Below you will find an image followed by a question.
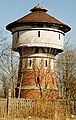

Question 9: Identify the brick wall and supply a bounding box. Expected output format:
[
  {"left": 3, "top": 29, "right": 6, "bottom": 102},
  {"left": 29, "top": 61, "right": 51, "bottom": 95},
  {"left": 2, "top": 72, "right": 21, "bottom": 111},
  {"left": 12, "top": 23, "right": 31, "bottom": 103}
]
[{"left": 16, "top": 51, "right": 58, "bottom": 100}]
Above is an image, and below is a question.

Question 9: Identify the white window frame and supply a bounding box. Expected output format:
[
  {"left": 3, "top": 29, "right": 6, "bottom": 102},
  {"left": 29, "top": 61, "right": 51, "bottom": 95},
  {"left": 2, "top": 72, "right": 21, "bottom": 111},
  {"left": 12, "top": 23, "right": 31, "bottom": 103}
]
[
  {"left": 36, "top": 58, "right": 41, "bottom": 69},
  {"left": 51, "top": 59, "right": 54, "bottom": 71}
]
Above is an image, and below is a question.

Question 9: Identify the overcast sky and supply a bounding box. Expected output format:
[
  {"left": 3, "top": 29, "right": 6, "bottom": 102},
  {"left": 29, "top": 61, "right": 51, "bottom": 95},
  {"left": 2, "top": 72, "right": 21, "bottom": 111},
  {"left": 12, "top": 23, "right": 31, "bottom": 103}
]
[{"left": 0, "top": 0, "right": 76, "bottom": 47}]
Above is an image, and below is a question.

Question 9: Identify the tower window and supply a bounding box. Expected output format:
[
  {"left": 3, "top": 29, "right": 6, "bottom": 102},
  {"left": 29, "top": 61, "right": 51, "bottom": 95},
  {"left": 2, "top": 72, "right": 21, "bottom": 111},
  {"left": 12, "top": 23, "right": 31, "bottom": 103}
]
[
  {"left": 38, "top": 31, "right": 40, "bottom": 37},
  {"left": 44, "top": 59, "right": 48, "bottom": 69},
  {"left": 28, "top": 58, "right": 33, "bottom": 69},
  {"left": 29, "top": 60, "right": 32, "bottom": 67},
  {"left": 59, "top": 34, "right": 60, "bottom": 40},
  {"left": 45, "top": 60, "right": 47, "bottom": 67}
]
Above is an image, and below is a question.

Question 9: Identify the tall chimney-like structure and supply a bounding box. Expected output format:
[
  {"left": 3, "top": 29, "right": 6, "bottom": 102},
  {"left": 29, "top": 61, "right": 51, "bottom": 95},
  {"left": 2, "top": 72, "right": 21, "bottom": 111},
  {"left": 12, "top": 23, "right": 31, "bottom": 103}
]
[{"left": 6, "top": 4, "right": 71, "bottom": 100}]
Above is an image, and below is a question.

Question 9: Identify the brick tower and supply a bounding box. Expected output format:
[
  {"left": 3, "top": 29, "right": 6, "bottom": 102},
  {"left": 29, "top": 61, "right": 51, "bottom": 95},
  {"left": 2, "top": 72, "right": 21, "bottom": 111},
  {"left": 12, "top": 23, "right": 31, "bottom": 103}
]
[{"left": 6, "top": 4, "right": 71, "bottom": 100}]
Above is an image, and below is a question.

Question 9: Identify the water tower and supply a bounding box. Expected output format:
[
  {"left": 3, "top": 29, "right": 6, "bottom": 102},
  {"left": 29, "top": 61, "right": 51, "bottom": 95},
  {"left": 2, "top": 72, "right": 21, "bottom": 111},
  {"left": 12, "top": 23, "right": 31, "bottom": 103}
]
[{"left": 6, "top": 4, "right": 71, "bottom": 100}]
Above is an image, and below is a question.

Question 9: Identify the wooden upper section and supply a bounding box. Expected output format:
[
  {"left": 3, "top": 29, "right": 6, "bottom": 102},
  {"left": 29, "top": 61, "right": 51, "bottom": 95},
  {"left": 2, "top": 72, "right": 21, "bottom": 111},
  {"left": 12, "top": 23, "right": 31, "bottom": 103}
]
[{"left": 6, "top": 4, "right": 71, "bottom": 33}]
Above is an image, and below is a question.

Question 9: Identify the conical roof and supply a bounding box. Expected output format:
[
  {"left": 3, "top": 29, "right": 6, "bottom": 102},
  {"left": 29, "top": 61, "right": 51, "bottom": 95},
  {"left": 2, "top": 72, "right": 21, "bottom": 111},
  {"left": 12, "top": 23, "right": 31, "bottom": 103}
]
[{"left": 6, "top": 4, "right": 71, "bottom": 33}]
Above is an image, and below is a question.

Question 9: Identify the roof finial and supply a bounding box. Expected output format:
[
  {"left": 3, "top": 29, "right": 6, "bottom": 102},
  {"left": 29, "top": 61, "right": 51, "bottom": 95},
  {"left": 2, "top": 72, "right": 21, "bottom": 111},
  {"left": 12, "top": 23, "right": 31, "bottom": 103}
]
[{"left": 30, "top": 4, "right": 48, "bottom": 12}]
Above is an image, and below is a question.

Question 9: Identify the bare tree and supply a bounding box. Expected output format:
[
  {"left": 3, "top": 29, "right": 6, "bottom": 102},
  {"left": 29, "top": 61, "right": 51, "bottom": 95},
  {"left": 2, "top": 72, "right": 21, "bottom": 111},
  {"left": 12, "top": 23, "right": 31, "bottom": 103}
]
[
  {"left": 56, "top": 46, "right": 76, "bottom": 114},
  {"left": 56, "top": 46, "right": 76, "bottom": 99},
  {"left": 0, "top": 29, "right": 19, "bottom": 97}
]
